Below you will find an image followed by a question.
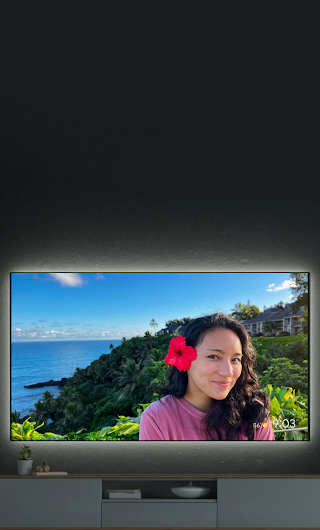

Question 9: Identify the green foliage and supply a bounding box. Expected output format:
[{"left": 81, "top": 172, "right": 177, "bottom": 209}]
[
  {"left": 252, "top": 335, "right": 301, "bottom": 354},
  {"left": 252, "top": 335, "right": 308, "bottom": 378},
  {"left": 88, "top": 384, "right": 112, "bottom": 404},
  {"left": 289, "top": 273, "right": 308, "bottom": 313},
  {"left": 289, "top": 273, "right": 308, "bottom": 333},
  {"left": 11, "top": 405, "right": 153, "bottom": 441},
  {"left": 146, "top": 359, "right": 170, "bottom": 400},
  {"left": 263, "top": 384, "right": 308, "bottom": 440},
  {"left": 165, "top": 317, "right": 193, "bottom": 327},
  {"left": 76, "top": 379, "right": 96, "bottom": 404},
  {"left": 263, "top": 320, "right": 274, "bottom": 333},
  {"left": 231, "top": 302, "right": 260, "bottom": 321},
  {"left": 258, "top": 358, "right": 308, "bottom": 397},
  {"left": 283, "top": 336, "right": 308, "bottom": 365},
  {"left": 12, "top": 385, "right": 309, "bottom": 442},
  {"left": 12, "top": 417, "right": 49, "bottom": 440},
  {"left": 11, "top": 332, "right": 309, "bottom": 442},
  {"left": 11, "top": 334, "right": 169, "bottom": 438}
]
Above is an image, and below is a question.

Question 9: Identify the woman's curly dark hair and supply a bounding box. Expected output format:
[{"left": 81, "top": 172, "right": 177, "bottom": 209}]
[{"left": 153, "top": 312, "right": 271, "bottom": 441}]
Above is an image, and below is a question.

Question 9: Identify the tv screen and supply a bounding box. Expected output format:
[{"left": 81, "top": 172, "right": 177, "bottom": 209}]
[{"left": 10, "top": 272, "right": 309, "bottom": 442}]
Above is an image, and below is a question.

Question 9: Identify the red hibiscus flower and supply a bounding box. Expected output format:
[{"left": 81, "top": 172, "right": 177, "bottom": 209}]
[{"left": 164, "top": 336, "right": 197, "bottom": 371}]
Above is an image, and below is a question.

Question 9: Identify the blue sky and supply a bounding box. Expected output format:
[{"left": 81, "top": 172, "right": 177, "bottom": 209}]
[{"left": 11, "top": 272, "right": 299, "bottom": 342}]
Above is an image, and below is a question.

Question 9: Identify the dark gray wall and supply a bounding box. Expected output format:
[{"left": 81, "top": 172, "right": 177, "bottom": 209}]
[
  {"left": 0, "top": 163, "right": 318, "bottom": 475},
  {"left": 0, "top": 6, "right": 318, "bottom": 475}
]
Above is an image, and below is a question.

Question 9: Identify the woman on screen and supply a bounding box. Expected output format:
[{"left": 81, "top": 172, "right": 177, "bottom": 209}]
[{"left": 139, "top": 312, "right": 275, "bottom": 441}]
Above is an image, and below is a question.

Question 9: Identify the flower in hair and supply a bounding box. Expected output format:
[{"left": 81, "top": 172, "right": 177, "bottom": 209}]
[{"left": 164, "top": 336, "right": 197, "bottom": 371}]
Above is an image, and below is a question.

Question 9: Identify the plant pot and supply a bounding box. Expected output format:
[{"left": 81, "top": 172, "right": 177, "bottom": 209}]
[{"left": 17, "top": 459, "right": 33, "bottom": 475}]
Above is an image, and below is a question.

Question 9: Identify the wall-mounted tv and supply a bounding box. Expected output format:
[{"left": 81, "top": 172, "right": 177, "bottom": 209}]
[{"left": 11, "top": 272, "right": 309, "bottom": 442}]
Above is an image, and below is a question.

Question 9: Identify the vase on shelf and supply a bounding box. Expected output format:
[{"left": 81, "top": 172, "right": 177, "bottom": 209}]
[{"left": 17, "top": 459, "right": 33, "bottom": 475}]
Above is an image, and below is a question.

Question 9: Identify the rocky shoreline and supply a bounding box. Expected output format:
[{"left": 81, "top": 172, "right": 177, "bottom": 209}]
[{"left": 24, "top": 377, "right": 68, "bottom": 389}]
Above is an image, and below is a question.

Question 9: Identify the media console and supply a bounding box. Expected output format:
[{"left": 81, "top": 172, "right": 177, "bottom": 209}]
[{"left": 0, "top": 475, "right": 320, "bottom": 529}]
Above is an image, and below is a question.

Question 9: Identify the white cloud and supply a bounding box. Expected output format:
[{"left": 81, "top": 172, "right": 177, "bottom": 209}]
[
  {"left": 11, "top": 325, "right": 146, "bottom": 342},
  {"left": 266, "top": 279, "right": 296, "bottom": 292},
  {"left": 96, "top": 273, "right": 105, "bottom": 281},
  {"left": 268, "top": 283, "right": 275, "bottom": 288},
  {"left": 49, "top": 273, "right": 84, "bottom": 287}
]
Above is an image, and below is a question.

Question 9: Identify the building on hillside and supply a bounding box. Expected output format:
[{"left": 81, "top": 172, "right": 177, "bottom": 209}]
[
  {"left": 155, "top": 323, "right": 189, "bottom": 336},
  {"left": 240, "top": 306, "right": 305, "bottom": 336},
  {"left": 155, "top": 323, "right": 180, "bottom": 336},
  {"left": 174, "top": 324, "right": 188, "bottom": 336}
]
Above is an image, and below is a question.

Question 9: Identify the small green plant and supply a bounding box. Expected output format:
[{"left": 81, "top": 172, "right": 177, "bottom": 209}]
[{"left": 18, "top": 444, "right": 35, "bottom": 460}]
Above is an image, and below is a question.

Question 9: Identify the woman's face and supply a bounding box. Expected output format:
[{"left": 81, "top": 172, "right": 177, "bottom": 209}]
[{"left": 183, "top": 327, "right": 243, "bottom": 412}]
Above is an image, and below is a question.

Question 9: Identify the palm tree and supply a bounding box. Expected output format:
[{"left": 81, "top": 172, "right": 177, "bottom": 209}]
[
  {"left": 231, "top": 302, "right": 249, "bottom": 320},
  {"left": 49, "top": 384, "right": 87, "bottom": 435},
  {"left": 140, "top": 348, "right": 165, "bottom": 369},
  {"left": 109, "top": 343, "right": 114, "bottom": 351},
  {"left": 28, "top": 401, "right": 49, "bottom": 427},
  {"left": 27, "top": 390, "right": 57, "bottom": 429},
  {"left": 57, "top": 402, "right": 87, "bottom": 434},
  {"left": 55, "top": 385, "right": 82, "bottom": 411},
  {"left": 11, "top": 409, "right": 22, "bottom": 424},
  {"left": 144, "top": 330, "right": 154, "bottom": 350},
  {"left": 149, "top": 319, "right": 158, "bottom": 336},
  {"left": 72, "top": 367, "right": 86, "bottom": 386},
  {"left": 113, "top": 358, "right": 145, "bottom": 402},
  {"left": 41, "top": 389, "right": 56, "bottom": 418}
]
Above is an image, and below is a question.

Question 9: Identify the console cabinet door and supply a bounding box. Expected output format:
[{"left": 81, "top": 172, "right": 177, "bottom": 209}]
[
  {"left": 0, "top": 478, "right": 101, "bottom": 528},
  {"left": 102, "top": 501, "right": 217, "bottom": 528},
  {"left": 218, "top": 478, "right": 320, "bottom": 528}
]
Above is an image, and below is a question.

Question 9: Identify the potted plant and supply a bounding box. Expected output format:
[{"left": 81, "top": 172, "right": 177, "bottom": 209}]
[{"left": 17, "top": 444, "right": 35, "bottom": 475}]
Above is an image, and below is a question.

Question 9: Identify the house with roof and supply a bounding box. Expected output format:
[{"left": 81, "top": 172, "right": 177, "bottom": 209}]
[
  {"left": 155, "top": 306, "right": 306, "bottom": 338},
  {"left": 240, "top": 305, "right": 305, "bottom": 336},
  {"left": 155, "top": 323, "right": 189, "bottom": 336}
]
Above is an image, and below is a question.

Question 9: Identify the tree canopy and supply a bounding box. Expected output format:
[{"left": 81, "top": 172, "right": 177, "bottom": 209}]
[
  {"left": 231, "top": 302, "right": 260, "bottom": 321},
  {"left": 289, "top": 273, "right": 308, "bottom": 333}
]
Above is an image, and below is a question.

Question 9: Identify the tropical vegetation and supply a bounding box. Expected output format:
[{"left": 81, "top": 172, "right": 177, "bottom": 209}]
[{"left": 11, "top": 329, "right": 309, "bottom": 442}]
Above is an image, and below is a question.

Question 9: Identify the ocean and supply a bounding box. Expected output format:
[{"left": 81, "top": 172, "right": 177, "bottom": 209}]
[{"left": 11, "top": 339, "right": 122, "bottom": 420}]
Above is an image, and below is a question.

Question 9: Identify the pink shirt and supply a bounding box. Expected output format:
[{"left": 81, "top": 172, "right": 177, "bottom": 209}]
[{"left": 139, "top": 394, "right": 275, "bottom": 441}]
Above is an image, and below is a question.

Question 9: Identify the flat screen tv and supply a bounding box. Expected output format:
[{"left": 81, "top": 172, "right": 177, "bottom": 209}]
[{"left": 10, "top": 272, "right": 309, "bottom": 443}]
